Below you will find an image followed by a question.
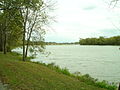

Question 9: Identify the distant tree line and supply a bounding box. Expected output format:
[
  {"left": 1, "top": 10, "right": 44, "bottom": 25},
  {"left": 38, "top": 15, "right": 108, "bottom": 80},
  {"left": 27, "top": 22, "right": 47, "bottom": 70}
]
[
  {"left": 79, "top": 36, "right": 120, "bottom": 45},
  {"left": 45, "top": 42, "right": 79, "bottom": 45}
]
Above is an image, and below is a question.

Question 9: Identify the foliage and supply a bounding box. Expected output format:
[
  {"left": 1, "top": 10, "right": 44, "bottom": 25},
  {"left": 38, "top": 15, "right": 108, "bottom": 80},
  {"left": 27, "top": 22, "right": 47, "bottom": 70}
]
[
  {"left": 47, "top": 63, "right": 71, "bottom": 75},
  {"left": 0, "top": 0, "right": 23, "bottom": 52},
  {"left": 0, "top": 0, "right": 54, "bottom": 61},
  {"left": 79, "top": 36, "right": 120, "bottom": 45}
]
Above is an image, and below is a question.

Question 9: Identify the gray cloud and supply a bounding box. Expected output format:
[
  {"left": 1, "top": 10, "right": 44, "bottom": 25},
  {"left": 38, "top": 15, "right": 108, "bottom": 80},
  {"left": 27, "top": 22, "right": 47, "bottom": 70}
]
[
  {"left": 100, "top": 29, "right": 120, "bottom": 37},
  {"left": 83, "top": 6, "right": 97, "bottom": 10}
]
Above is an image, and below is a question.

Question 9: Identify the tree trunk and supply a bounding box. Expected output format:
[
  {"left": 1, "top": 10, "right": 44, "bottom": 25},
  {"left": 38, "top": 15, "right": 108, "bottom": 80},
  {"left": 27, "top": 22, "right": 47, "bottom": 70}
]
[
  {"left": 25, "top": 13, "right": 37, "bottom": 58},
  {"left": 22, "top": 7, "right": 29, "bottom": 61},
  {"left": 25, "top": 24, "right": 34, "bottom": 58},
  {"left": 25, "top": 40, "right": 29, "bottom": 58},
  {"left": 3, "top": 9, "right": 8, "bottom": 54},
  {"left": 0, "top": 29, "right": 3, "bottom": 51},
  {"left": 3, "top": 30, "right": 7, "bottom": 54},
  {"left": 25, "top": 30, "right": 32, "bottom": 58},
  {"left": 23, "top": 26, "right": 25, "bottom": 61}
]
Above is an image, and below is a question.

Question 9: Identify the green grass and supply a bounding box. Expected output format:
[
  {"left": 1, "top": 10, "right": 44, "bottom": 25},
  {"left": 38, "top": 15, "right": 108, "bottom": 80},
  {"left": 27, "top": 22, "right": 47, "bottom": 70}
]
[
  {"left": 0, "top": 52, "right": 117, "bottom": 90},
  {"left": 33, "top": 62, "right": 117, "bottom": 90}
]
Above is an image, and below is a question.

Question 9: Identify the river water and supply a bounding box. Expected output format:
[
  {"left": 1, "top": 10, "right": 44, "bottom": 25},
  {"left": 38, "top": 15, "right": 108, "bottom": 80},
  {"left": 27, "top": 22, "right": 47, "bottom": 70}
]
[{"left": 31, "top": 45, "right": 120, "bottom": 83}]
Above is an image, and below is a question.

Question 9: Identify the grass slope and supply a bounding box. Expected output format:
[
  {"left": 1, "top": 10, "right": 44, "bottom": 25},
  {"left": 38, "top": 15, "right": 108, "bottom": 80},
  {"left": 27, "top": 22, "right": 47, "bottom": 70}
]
[{"left": 0, "top": 52, "right": 111, "bottom": 90}]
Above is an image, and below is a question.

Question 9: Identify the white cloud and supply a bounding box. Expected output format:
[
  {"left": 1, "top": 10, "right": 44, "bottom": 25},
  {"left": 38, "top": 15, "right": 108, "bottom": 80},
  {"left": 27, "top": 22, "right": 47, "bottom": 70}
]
[{"left": 45, "top": 0, "right": 120, "bottom": 42}]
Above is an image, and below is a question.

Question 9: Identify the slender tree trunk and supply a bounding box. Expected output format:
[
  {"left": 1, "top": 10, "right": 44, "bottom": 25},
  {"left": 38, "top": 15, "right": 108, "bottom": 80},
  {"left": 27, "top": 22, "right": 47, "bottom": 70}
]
[
  {"left": 23, "top": 26, "right": 25, "bottom": 61},
  {"left": 3, "top": 14, "right": 7, "bottom": 54},
  {"left": 25, "top": 40, "right": 29, "bottom": 58},
  {"left": 2, "top": 1, "right": 7, "bottom": 54},
  {"left": 25, "top": 13, "right": 37, "bottom": 58},
  {"left": 20, "top": 9, "right": 25, "bottom": 61},
  {"left": 23, "top": 7, "right": 29, "bottom": 61},
  {"left": 3, "top": 29, "right": 7, "bottom": 54},
  {"left": 25, "top": 23, "right": 36, "bottom": 58},
  {"left": 0, "top": 29, "right": 3, "bottom": 51},
  {"left": 25, "top": 30, "right": 32, "bottom": 58}
]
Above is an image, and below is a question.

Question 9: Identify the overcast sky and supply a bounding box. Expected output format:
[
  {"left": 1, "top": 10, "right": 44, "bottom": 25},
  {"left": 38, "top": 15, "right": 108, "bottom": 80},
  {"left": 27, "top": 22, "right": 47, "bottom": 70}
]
[{"left": 45, "top": 0, "right": 120, "bottom": 42}]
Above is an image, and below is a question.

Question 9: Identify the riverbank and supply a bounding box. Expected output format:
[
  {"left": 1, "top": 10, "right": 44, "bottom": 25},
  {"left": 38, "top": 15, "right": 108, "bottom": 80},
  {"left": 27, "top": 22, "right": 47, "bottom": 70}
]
[{"left": 0, "top": 52, "right": 117, "bottom": 90}]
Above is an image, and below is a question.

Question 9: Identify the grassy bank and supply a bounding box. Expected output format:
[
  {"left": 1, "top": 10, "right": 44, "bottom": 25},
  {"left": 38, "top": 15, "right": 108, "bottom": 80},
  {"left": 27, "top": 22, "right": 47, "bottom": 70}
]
[{"left": 0, "top": 52, "right": 117, "bottom": 90}]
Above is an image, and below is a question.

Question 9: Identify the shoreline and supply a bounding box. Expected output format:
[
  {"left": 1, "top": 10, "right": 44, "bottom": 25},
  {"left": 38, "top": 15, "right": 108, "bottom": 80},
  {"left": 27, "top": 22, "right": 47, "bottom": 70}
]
[{"left": 0, "top": 52, "right": 117, "bottom": 90}]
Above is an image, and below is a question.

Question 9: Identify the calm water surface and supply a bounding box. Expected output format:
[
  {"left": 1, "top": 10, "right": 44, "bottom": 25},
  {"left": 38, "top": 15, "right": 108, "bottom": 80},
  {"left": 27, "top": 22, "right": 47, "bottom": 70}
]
[{"left": 32, "top": 45, "right": 120, "bottom": 83}]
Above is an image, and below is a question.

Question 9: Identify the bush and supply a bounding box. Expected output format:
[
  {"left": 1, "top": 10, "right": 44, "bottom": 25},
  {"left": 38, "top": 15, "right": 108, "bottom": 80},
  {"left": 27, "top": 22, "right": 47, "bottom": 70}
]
[{"left": 46, "top": 63, "right": 71, "bottom": 76}]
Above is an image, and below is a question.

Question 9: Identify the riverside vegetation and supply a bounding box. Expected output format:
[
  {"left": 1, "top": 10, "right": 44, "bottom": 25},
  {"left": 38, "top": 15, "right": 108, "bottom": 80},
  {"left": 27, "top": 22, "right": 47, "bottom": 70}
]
[
  {"left": 0, "top": 52, "right": 117, "bottom": 90},
  {"left": 79, "top": 36, "right": 120, "bottom": 45}
]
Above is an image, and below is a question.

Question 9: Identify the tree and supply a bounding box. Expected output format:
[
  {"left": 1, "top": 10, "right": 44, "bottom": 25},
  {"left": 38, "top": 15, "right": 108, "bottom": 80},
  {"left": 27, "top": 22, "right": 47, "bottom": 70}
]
[
  {"left": 0, "top": 0, "right": 54, "bottom": 61},
  {"left": 19, "top": 0, "right": 50, "bottom": 61},
  {"left": 0, "top": 0, "right": 23, "bottom": 53}
]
